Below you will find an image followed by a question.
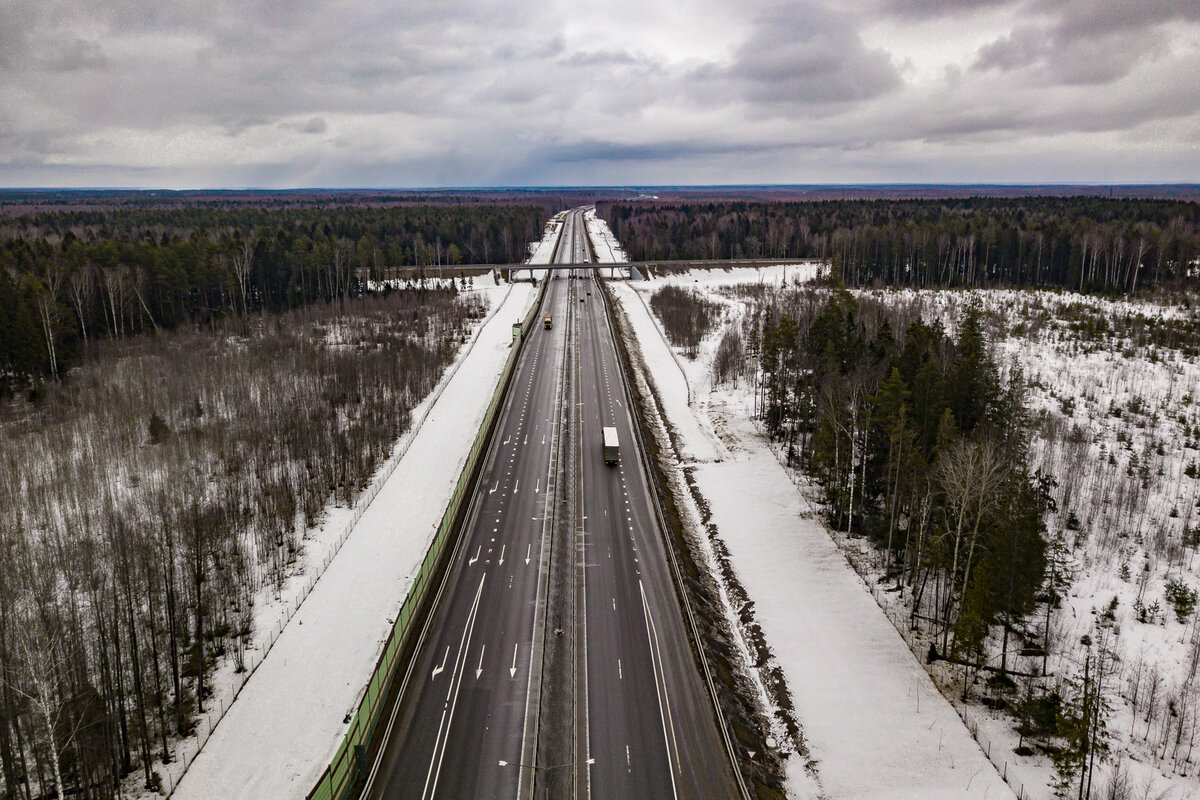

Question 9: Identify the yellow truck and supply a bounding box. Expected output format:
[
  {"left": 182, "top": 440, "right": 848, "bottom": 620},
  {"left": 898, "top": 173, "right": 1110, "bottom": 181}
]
[{"left": 544, "top": 315, "right": 552, "bottom": 329}]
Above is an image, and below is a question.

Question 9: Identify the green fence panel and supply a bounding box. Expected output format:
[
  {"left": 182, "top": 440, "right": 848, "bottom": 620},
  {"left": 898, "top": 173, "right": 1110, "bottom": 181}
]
[
  {"left": 310, "top": 774, "right": 332, "bottom": 800},
  {"left": 380, "top": 632, "right": 396, "bottom": 677},
  {"left": 331, "top": 728, "right": 353, "bottom": 774},
  {"left": 330, "top": 738, "right": 353, "bottom": 795}
]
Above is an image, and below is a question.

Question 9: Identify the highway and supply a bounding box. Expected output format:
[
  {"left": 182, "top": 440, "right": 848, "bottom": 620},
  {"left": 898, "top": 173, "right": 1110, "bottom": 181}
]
[
  {"left": 365, "top": 208, "right": 738, "bottom": 799},
  {"left": 570, "top": 215, "right": 738, "bottom": 800}
]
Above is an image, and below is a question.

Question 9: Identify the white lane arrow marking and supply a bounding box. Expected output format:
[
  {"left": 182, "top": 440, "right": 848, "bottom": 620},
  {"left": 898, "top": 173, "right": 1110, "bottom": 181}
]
[
  {"left": 432, "top": 646, "right": 449, "bottom": 679},
  {"left": 422, "top": 575, "right": 486, "bottom": 800},
  {"left": 499, "top": 545, "right": 506, "bottom": 566},
  {"left": 542, "top": 434, "right": 546, "bottom": 445},
  {"left": 524, "top": 435, "right": 528, "bottom": 445},
  {"left": 503, "top": 436, "right": 511, "bottom": 445},
  {"left": 469, "top": 546, "right": 481, "bottom": 566},
  {"left": 525, "top": 544, "right": 531, "bottom": 565},
  {"left": 490, "top": 482, "right": 498, "bottom": 494},
  {"left": 475, "top": 645, "right": 485, "bottom": 680},
  {"left": 513, "top": 480, "right": 519, "bottom": 495},
  {"left": 510, "top": 643, "right": 519, "bottom": 678}
]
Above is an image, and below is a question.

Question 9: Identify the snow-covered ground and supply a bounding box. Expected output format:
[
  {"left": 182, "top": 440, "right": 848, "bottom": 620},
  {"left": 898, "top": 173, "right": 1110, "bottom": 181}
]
[
  {"left": 696, "top": 401, "right": 1017, "bottom": 799},
  {"left": 368, "top": 270, "right": 503, "bottom": 293},
  {"left": 163, "top": 257, "right": 547, "bottom": 799},
  {"left": 591, "top": 215, "right": 1019, "bottom": 799},
  {"left": 528, "top": 211, "right": 565, "bottom": 265},
  {"left": 609, "top": 248, "right": 1200, "bottom": 798},
  {"left": 844, "top": 287, "right": 1200, "bottom": 800},
  {"left": 583, "top": 207, "right": 630, "bottom": 278}
]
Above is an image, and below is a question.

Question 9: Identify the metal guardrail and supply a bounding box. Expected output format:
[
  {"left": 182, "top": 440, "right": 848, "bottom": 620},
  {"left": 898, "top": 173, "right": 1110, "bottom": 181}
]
[{"left": 306, "top": 276, "right": 551, "bottom": 800}]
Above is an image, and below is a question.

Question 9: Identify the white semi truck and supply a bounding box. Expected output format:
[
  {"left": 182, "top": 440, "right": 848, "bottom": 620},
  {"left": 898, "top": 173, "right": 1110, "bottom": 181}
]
[{"left": 602, "top": 426, "right": 619, "bottom": 465}]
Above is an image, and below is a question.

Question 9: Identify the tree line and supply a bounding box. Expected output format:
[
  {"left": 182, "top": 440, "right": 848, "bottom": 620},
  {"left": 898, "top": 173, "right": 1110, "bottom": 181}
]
[
  {"left": 705, "top": 279, "right": 1126, "bottom": 794},
  {"left": 0, "top": 287, "right": 481, "bottom": 798},
  {"left": 599, "top": 197, "right": 1200, "bottom": 293},
  {"left": 0, "top": 203, "right": 547, "bottom": 395},
  {"left": 737, "top": 282, "right": 1051, "bottom": 673}
]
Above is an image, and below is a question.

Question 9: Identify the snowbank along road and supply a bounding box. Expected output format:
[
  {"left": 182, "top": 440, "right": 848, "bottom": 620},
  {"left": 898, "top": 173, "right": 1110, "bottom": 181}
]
[{"left": 364, "top": 208, "right": 739, "bottom": 799}]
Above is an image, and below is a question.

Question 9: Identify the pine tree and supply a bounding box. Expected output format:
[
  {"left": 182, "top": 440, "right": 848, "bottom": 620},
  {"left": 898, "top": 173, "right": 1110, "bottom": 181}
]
[
  {"left": 948, "top": 299, "right": 998, "bottom": 436},
  {"left": 1053, "top": 636, "right": 1112, "bottom": 799}
]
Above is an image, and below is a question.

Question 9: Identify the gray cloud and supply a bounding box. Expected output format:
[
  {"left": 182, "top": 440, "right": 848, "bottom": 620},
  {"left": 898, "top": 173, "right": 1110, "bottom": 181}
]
[
  {"left": 542, "top": 137, "right": 791, "bottom": 164},
  {"left": 278, "top": 117, "right": 327, "bottom": 135},
  {"left": 687, "top": 3, "right": 902, "bottom": 112},
  {"left": 974, "top": 24, "right": 1158, "bottom": 85},
  {"left": 47, "top": 39, "right": 109, "bottom": 73},
  {"left": 973, "top": 0, "right": 1200, "bottom": 85},
  {"left": 877, "top": 0, "right": 1018, "bottom": 19},
  {"left": 0, "top": 0, "right": 1196, "bottom": 186}
]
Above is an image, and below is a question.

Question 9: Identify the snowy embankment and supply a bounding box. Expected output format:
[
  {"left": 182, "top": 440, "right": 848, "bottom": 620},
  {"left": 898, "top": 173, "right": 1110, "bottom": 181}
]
[
  {"left": 583, "top": 207, "right": 629, "bottom": 279},
  {"left": 507, "top": 211, "right": 565, "bottom": 281},
  {"left": 528, "top": 212, "right": 564, "bottom": 264},
  {"left": 695, "top": 402, "right": 1016, "bottom": 800},
  {"left": 590, "top": 214, "right": 1015, "bottom": 798},
  {"left": 166, "top": 275, "right": 542, "bottom": 798}
]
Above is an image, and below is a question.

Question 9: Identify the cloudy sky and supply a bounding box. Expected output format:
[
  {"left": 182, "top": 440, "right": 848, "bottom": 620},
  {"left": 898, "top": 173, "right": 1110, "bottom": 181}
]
[{"left": 2, "top": 0, "right": 1198, "bottom": 188}]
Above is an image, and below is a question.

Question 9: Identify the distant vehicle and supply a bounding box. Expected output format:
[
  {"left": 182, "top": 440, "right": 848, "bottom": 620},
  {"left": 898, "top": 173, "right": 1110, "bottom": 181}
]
[
  {"left": 544, "top": 315, "right": 552, "bottom": 329},
  {"left": 580, "top": 297, "right": 585, "bottom": 302},
  {"left": 602, "top": 426, "right": 619, "bottom": 465}
]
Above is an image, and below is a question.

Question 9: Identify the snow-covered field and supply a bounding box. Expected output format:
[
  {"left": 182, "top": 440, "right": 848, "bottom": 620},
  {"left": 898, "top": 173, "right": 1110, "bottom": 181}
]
[
  {"left": 845, "top": 287, "right": 1200, "bottom": 800},
  {"left": 605, "top": 227, "right": 1200, "bottom": 799},
  {"left": 162, "top": 257, "right": 547, "bottom": 799},
  {"left": 591, "top": 214, "right": 1016, "bottom": 798}
]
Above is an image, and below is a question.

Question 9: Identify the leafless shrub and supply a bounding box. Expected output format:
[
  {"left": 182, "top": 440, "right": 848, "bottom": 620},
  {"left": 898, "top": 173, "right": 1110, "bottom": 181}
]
[
  {"left": 0, "top": 286, "right": 483, "bottom": 796},
  {"left": 649, "top": 285, "right": 722, "bottom": 358}
]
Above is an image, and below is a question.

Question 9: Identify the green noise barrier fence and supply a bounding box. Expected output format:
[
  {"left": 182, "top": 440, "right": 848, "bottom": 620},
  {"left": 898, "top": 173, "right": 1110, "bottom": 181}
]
[{"left": 307, "top": 277, "right": 548, "bottom": 800}]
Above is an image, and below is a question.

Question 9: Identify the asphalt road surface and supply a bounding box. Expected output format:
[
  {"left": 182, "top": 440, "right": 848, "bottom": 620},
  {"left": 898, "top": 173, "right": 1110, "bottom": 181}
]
[{"left": 366, "top": 208, "right": 737, "bottom": 799}]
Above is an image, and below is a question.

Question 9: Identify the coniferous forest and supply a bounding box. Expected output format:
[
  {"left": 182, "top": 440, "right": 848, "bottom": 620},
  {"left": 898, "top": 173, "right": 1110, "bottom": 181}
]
[
  {"left": 735, "top": 282, "right": 1053, "bottom": 679},
  {"left": 0, "top": 201, "right": 548, "bottom": 396},
  {"left": 658, "top": 271, "right": 1200, "bottom": 796},
  {"left": 599, "top": 197, "right": 1200, "bottom": 292},
  {"left": 0, "top": 195, "right": 554, "bottom": 798}
]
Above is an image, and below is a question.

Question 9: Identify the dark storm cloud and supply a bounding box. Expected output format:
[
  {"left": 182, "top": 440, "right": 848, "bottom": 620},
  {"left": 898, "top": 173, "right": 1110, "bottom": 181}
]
[
  {"left": 543, "top": 137, "right": 789, "bottom": 164},
  {"left": 973, "top": 0, "right": 1200, "bottom": 85},
  {"left": 686, "top": 2, "right": 902, "bottom": 113},
  {"left": 877, "top": 0, "right": 1017, "bottom": 18}
]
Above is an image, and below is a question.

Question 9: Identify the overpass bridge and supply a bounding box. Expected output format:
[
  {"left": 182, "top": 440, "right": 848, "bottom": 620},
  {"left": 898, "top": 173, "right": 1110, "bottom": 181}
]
[{"left": 385, "top": 258, "right": 824, "bottom": 282}]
